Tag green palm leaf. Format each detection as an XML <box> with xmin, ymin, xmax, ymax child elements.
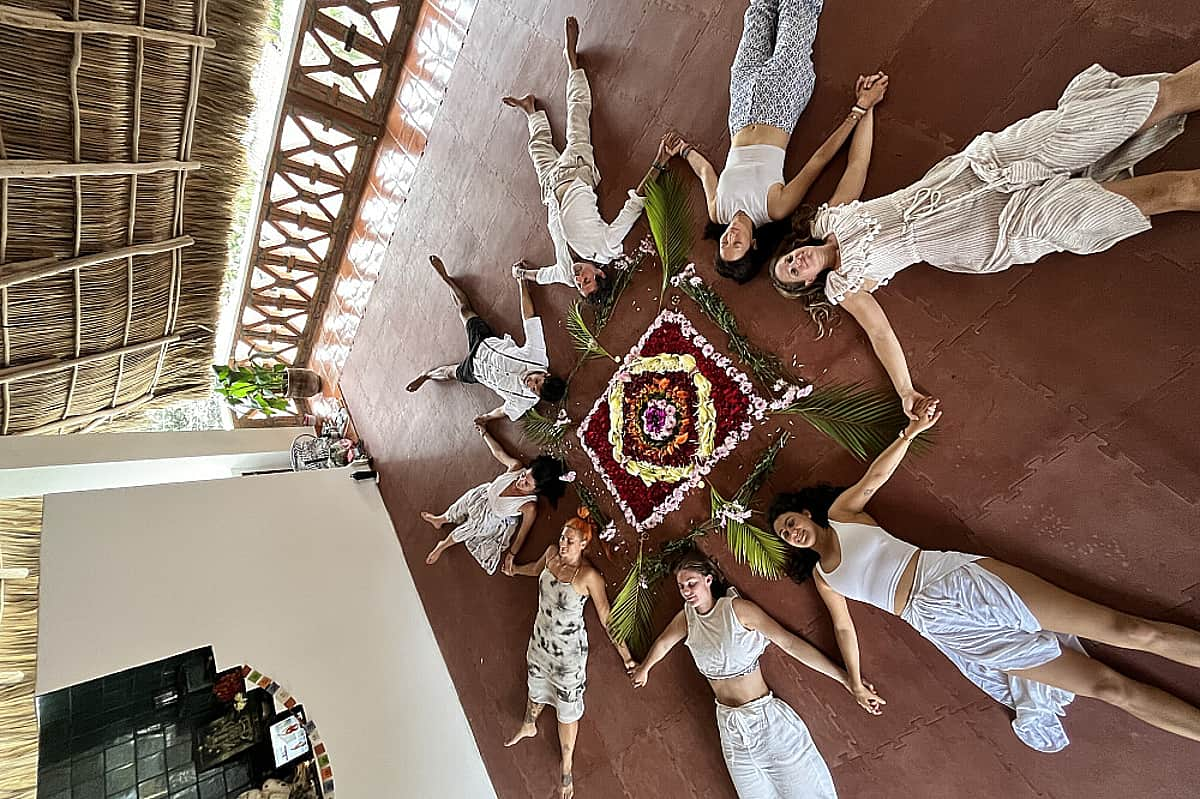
<box><xmin>710</xmin><ymin>487</ymin><xmax>787</xmax><ymax>579</ymax></box>
<box><xmin>566</xmin><ymin>300</ymin><xmax>616</xmax><ymax>362</ymax></box>
<box><xmin>609</xmin><ymin>546</ymin><xmax>659</xmax><ymax>655</ymax></box>
<box><xmin>644</xmin><ymin>172</ymin><xmax>694</xmax><ymax>305</ymax></box>
<box><xmin>592</xmin><ymin>249</ymin><xmax>646</xmax><ymax>332</ymax></box>
<box><xmin>519</xmin><ymin>407</ymin><xmax>568</xmax><ymax>448</ymax></box>
<box><xmin>779</xmin><ymin>382</ymin><xmax>930</xmax><ymax>461</ymax></box>
<box><xmin>734</xmin><ymin>431</ymin><xmax>791</xmax><ymax>506</ymax></box>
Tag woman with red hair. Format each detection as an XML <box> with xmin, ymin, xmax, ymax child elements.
<box><xmin>502</xmin><ymin>510</ymin><xmax>634</xmax><ymax>798</ymax></box>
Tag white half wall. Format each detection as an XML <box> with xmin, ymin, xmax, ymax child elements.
<box><xmin>37</xmin><ymin>470</ymin><xmax>495</xmax><ymax>799</ymax></box>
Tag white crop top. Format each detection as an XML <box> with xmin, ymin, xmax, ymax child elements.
<box><xmin>714</xmin><ymin>144</ymin><xmax>785</xmax><ymax>227</ymax></box>
<box><xmin>684</xmin><ymin>590</ymin><xmax>768</xmax><ymax>680</ymax></box>
<box><xmin>815</xmin><ymin>519</ymin><xmax>919</xmax><ymax>612</ymax></box>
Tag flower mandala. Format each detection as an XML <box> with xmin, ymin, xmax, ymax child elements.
<box><xmin>578</xmin><ymin>310</ymin><xmax>768</xmax><ymax>531</ymax></box>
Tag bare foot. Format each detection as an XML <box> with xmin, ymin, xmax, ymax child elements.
<box><xmin>564</xmin><ymin>16</ymin><xmax>580</xmax><ymax>70</ymax></box>
<box><xmin>428</xmin><ymin>254</ymin><xmax>449</xmax><ymax>277</ymax></box>
<box><xmin>502</xmin><ymin>94</ymin><xmax>536</xmax><ymax>114</ymax></box>
<box><xmin>425</xmin><ymin>544</ymin><xmax>447</xmax><ymax>566</ymax></box>
<box><xmin>420</xmin><ymin>511</ymin><xmax>445</xmax><ymax>530</ymax></box>
<box><xmin>406</xmin><ymin>374</ymin><xmax>429</xmax><ymax>392</ymax></box>
<box><xmin>560</xmin><ymin>774</ymin><xmax>574</xmax><ymax>799</ymax></box>
<box><xmin>504</xmin><ymin>723</ymin><xmax>537</xmax><ymax>747</ymax></box>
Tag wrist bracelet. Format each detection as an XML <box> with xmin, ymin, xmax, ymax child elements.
<box><xmin>681</xmin><ymin>145</ymin><xmax>694</xmax><ymax>159</ymax></box>
<box><xmin>852</xmin><ymin>104</ymin><xmax>869</xmax><ymax>115</ymax></box>
<box><xmin>897</xmin><ymin>428</ymin><xmax>908</xmax><ymax>440</ymax></box>
<box><xmin>651</xmin><ymin>162</ymin><xmax>667</xmax><ymax>172</ymax></box>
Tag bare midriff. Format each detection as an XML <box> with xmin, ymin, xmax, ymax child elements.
<box><xmin>708</xmin><ymin>667</ymin><xmax>771</xmax><ymax>707</ymax></box>
<box><xmin>731</xmin><ymin>123</ymin><xmax>790</xmax><ymax>149</ymax></box>
<box><xmin>890</xmin><ymin>550</ymin><xmax>922</xmax><ymax>616</ymax></box>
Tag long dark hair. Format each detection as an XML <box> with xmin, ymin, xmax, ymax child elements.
<box><xmin>704</xmin><ymin>219</ymin><xmax>791</xmax><ymax>284</ymax></box>
<box><xmin>767</xmin><ymin>485</ymin><xmax>845</xmax><ymax>584</ymax></box>
<box><xmin>668</xmin><ymin>546</ymin><xmax>731</xmax><ymax>599</ymax></box>
<box><xmin>528</xmin><ymin>455</ymin><xmax>568</xmax><ymax>507</ymax></box>
<box><xmin>767</xmin><ymin>206</ymin><xmax>838</xmax><ymax>338</ymax></box>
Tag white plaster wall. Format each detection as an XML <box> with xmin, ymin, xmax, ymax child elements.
<box><xmin>37</xmin><ymin>470</ymin><xmax>495</xmax><ymax>799</ymax></box>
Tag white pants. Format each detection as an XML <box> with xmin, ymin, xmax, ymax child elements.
<box><xmin>526</xmin><ymin>68</ymin><xmax>598</xmax><ymax>200</ymax></box>
<box><xmin>715</xmin><ymin>694</ymin><xmax>837</xmax><ymax>799</ymax></box>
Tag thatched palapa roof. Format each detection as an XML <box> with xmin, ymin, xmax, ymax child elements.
<box><xmin>0</xmin><ymin>0</ymin><xmax>271</xmax><ymax>436</ymax></box>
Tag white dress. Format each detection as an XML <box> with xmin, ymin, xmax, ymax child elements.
<box><xmin>444</xmin><ymin>469</ymin><xmax>535</xmax><ymax>574</ymax></box>
<box><xmin>813</xmin><ymin>64</ymin><xmax>1187</xmax><ymax>303</ymax></box>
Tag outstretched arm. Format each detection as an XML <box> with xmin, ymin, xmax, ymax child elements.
<box><xmin>517</xmin><ymin>275</ymin><xmax>537</xmax><ymax>321</ymax></box>
<box><xmin>838</xmin><ymin>290</ymin><xmax>928</xmax><ymax>420</ymax></box>
<box><xmin>813</xmin><ymin>576</ymin><xmax>885</xmax><ymax>714</ymax></box>
<box><xmin>733</xmin><ymin>598</ymin><xmax>852</xmax><ymax>690</ymax></box>
<box><xmin>827</xmin><ymin>106</ymin><xmax>876</xmax><ymax>207</ymax></box>
<box><xmin>629</xmin><ymin>609</ymin><xmax>688</xmax><ymax>688</ymax></box>
<box><xmin>503</xmin><ymin>503</ymin><xmax>539</xmax><ymax>574</ymax></box>
<box><xmin>505</xmin><ymin>544</ymin><xmax>552</xmax><ymax>578</ymax></box>
<box><xmin>474</xmin><ymin>406</ymin><xmax>507</xmax><ymax>427</ymax></box>
<box><xmin>585</xmin><ymin>570</ymin><xmax>636</xmax><ymax>667</ymax></box>
<box><xmin>774</xmin><ymin>73</ymin><xmax>888</xmax><ymax>217</ymax></box>
<box><xmin>665</xmin><ymin>131</ymin><xmax>720</xmax><ymax>222</ymax></box>
<box><xmin>830</xmin><ymin>394</ymin><xmax>941</xmax><ymax>518</ymax></box>
<box><xmin>475</xmin><ymin>422</ymin><xmax>522</xmax><ymax>470</ymax></box>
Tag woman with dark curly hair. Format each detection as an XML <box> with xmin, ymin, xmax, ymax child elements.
<box><xmin>629</xmin><ymin>548</ymin><xmax>877</xmax><ymax>798</ymax></box>
<box><xmin>420</xmin><ymin>421</ymin><xmax>567</xmax><ymax>574</ymax></box>
<box><xmin>503</xmin><ymin>509</ymin><xmax>634</xmax><ymax>799</ymax></box>
<box><xmin>665</xmin><ymin>0</ymin><xmax>889</xmax><ymax>284</ymax></box>
<box><xmin>769</xmin><ymin>397</ymin><xmax>1200</xmax><ymax>752</ymax></box>
<box><xmin>769</xmin><ymin>60</ymin><xmax>1200</xmax><ymax>419</ymax></box>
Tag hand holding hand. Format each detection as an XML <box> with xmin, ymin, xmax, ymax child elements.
<box><xmin>501</xmin><ymin>552</ymin><xmax>516</xmax><ymax>576</ymax></box>
<box><xmin>855</xmin><ymin>72</ymin><xmax>889</xmax><ymax>109</ymax></box>
<box><xmin>904</xmin><ymin>396</ymin><xmax>942</xmax><ymax>436</ymax></box>
<box><xmin>654</xmin><ymin>135</ymin><xmax>670</xmax><ymax>165</ymax></box>
<box><xmin>629</xmin><ymin>663</ymin><xmax>649</xmax><ymax>688</ymax></box>
<box><xmin>849</xmin><ymin>680</ymin><xmax>886</xmax><ymax>715</ymax></box>
<box><xmin>663</xmin><ymin>130</ymin><xmax>689</xmax><ymax>157</ymax></box>
<box><xmin>900</xmin><ymin>389</ymin><xmax>931</xmax><ymax>421</ymax></box>
<box><xmin>473</xmin><ymin>414</ymin><xmax>492</xmax><ymax>427</ymax></box>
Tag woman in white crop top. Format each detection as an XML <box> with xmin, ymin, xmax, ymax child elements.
<box><xmin>630</xmin><ymin>550</ymin><xmax>871</xmax><ymax>798</ymax></box>
<box><xmin>768</xmin><ymin>61</ymin><xmax>1200</xmax><ymax>420</ymax></box>
<box><xmin>769</xmin><ymin>397</ymin><xmax>1200</xmax><ymax>753</ymax></box>
<box><xmin>662</xmin><ymin>0</ymin><xmax>891</xmax><ymax>283</ymax></box>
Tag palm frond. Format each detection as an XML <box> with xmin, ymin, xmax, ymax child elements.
<box><xmin>679</xmin><ymin>277</ymin><xmax>794</xmax><ymax>390</ymax></box>
<box><xmin>779</xmin><ymin>382</ymin><xmax>931</xmax><ymax>461</ymax></box>
<box><xmin>609</xmin><ymin>545</ymin><xmax>659</xmax><ymax>655</ymax></box>
<box><xmin>710</xmin><ymin>487</ymin><xmax>787</xmax><ymax>579</ymax></box>
<box><xmin>520</xmin><ymin>407</ymin><xmax>568</xmax><ymax>448</ymax></box>
<box><xmin>734</xmin><ymin>431</ymin><xmax>791</xmax><ymax>506</ymax></box>
<box><xmin>574</xmin><ymin>481</ymin><xmax>611</xmax><ymax>529</ymax></box>
<box><xmin>593</xmin><ymin>248</ymin><xmax>647</xmax><ymax>332</ymax></box>
<box><xmin>566</xmin><ymin>301</ymin><xmax>616</xmax><ymax>362</ymax></box>
<box><xmin>644</xmin><ymin>172</ymin><xmax>695</xmax><ymax>304</ymax></box>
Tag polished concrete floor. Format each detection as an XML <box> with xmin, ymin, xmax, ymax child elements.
<box><xmin>340</xmin><ymin>1</ymin><xmax>1200</xmax><ymax>796</ymax></box>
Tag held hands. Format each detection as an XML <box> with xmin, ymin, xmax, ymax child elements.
<box><xmin>903</xmin><ymin>395</ymin><xmax>942</xmax><ymax>435</ymax></box>
<box><xmin>511</xmin><ymin>260</ymin><xmax>533</xmax><ymax>281</ymax></box>
<box><xmin>501</xmin><ymin>552</ymin><xmax>516</xmax><ymax>576</ymax></box>
<box><xmin>848</xmin><ymin>679</ymin><xmax>886</xmax><ymax>715</ymax></box>
<box><xmin>628</xmin><ymin>662</ymin><xmax>650</xmax><ymax>688</ymax></box>
<box><xmin>854</xmin><ymin>72</ymin><xmax>889</xmax><ymax>109</ymax></box>
<box><xmin>663</xmin><ymin>130</ymin><xmax>689</xmax><ymax>158</ymax></box>
<box><xmin>654</xmin><ymin>134</ymin><xmax>670</xmax><ymax>165</ymax></box>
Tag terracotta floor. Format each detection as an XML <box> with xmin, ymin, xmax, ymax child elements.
<box><xmin>340</xmin><ymin>1</ymin><xmax>1200</xmax><ymax>797</ymax></box>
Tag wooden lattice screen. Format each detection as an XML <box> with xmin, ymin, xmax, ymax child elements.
<box><xmin>0</xmin><ymin>0</ymin><xmax>268</xmax><ymax>436</ymax></box>
<box><xmin>229</xmin><ymin>0</ymin><xmax>418</xmax><ymax>427</ymax></box>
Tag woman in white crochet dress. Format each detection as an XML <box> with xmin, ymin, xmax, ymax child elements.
<box><xmin>768</xmin><ymin>61</ymin><xmax>1200</xmax><ymax>419</ymax></box>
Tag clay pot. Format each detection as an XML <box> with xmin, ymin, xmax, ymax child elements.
<box><xmin>284</xmin><ymin>368</ymin><xmax>322</xmax><ymax>398</ymax></box>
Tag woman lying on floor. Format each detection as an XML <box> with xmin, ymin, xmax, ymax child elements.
<box><xmin>769</xmin><ymin>397</ymin><xmax>1200</xmax><ymax>752</ymax></box>
<box><xmin>667</xmin><ymin>0</ymin><xmax>890</xmax><ymax>282</ymax></box>
<box><xmin>503</xmin><ymin>510</ymin><xmax>634</xmax><ymax>799</ymax></box>
<box><xmin>419</xmin><ymin>421</ymin><xmax>566</xmax><ymax>574</ymax></box>
<box><xmin>630</xmin><ymin>549</ymin><xmax>882</xmax><ymax>798</ymax></box>
<box><xmin>769</xmin><ymin>60</ymin><xmax>1200</xmax><ymax>419</ymax></box>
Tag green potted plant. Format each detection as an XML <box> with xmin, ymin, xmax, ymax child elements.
<box><xmin>212</xmin><ymin>362</ymin><xmax>322</xmax><ymax>416</ymax></box>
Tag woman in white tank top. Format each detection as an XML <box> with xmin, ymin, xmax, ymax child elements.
<box><xmin>769</xmin><ymin>397</ymin><xmax>1200</xmax><ymax>752</ymax></box>
<box><xmin>629</xmin><ymin>550</ymin><xmax>878</xmax><ymax>799</ymax></box>
<box><xmin>661</xmin><ymin>0</ymin><xmax>890</xmax><ymax>283</ymax></box>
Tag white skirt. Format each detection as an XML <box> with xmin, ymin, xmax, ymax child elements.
<box><xmin>901</xmin><ymin>552</ymin><xmax>1087</xmax><ymax>752</ymax></box>
<box><xmin>715</xmin><ymin>693</ymin><xmax>837</xmax><ymax>799</ymax></box>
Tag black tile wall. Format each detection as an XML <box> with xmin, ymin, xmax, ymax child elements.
<box><xmin>37</xmin><ymin>648</ymin><xmax>255</xmax><ymax>799</ymax></box>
